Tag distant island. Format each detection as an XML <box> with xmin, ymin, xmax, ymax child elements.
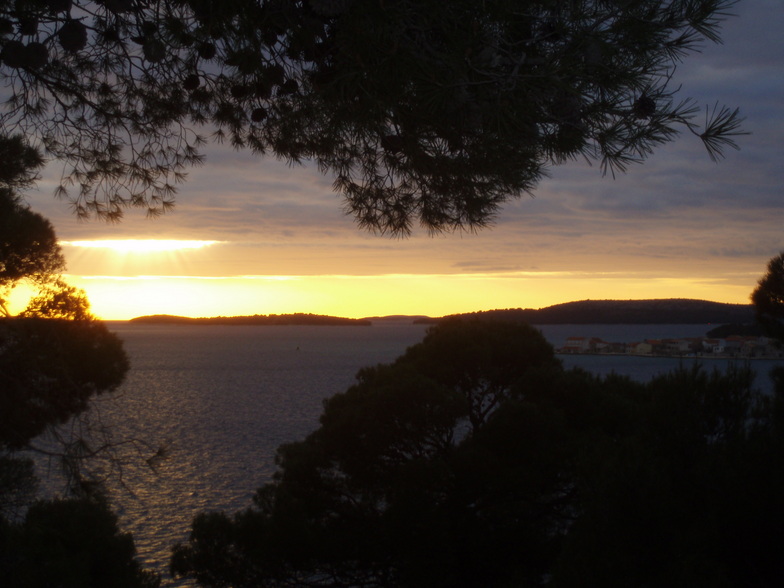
<box><xmin>419</xmin><ymin>299</ymin><xmax>756</xmax><ymax>326</ymax></box>
<box><xmin>129</xmin><ymin>299</ymin><xmax>759</xmax><ymax>331</ymax></box>
<box><xmin>129</xmin><ymin>313</ymin><xmax>372</xmax><ymax>326</ymax></box>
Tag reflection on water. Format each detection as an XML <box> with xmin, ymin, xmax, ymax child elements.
<box><xmin>43</xmin><ymin>323</ymin><xmax>430</xmax><ymax>586</ymax></box>
<box><xmin>32</xmin><ymin>322</ymin><xmax>780</xmax><ymax>586</ymax></box>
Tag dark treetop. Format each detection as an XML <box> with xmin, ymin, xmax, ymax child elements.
<box><xmin>0</xmin><ymin>0</ymin><xmax>745</xmax><ymax>234</ymax></box>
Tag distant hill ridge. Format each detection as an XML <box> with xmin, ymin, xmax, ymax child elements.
<box><xmin>434</xmin><ymin>299</ymin><xmax>755</xmax><ymax>325</ymax></box>
<box><xmin>129</xmin><ymin>313</ymin><xmax>371</xmax><ymax>326</ymax></box>
<box><xmin>130</xmin><ymin>300</ymin><xmax>755</xmax><ymax>327</ymax></box>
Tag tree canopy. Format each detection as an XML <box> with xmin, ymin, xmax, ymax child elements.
<box><xmin>0</xmin><ymin>133</ymin><xmax>154</xmax><ymax>586</ymax></box>
<box><xmin>0</xmin><ymin>142</ymin><xmax>64</xmax><ymax>316</ymax></box>
<box><xmin>751</xmin><ymin>251</ymin><xmax>784</xmax><ymax>344</ymax></box>
<box><xmin>0</xmin><ymin>315</ymin><xmax>129</xmax><ymax>449</ymax></box>
<box><xmin>0</xmin><ymin>136</ymin><xmax>129</xmax><ymax>451</ymax></box>
<box><xmin>751</xmin><ymin>252</ymin><xmax>784</xmax><ymax>435</ymax></box>
<box><xmin>171</xmin><ymin>317</ymin><xmax>784</xmax><ymax>587</ymax></box>
<box><xmin>0</xmin><ymin>496</ymin><xmax>160</xmax><ymax>587</ymax></box>
<box><xmin>0</xmin><ymin>0</ymin><xmax>745</xmax><ymax>234</ymax></box>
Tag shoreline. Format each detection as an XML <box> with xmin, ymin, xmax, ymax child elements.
<box><xmin>557</xmin><ymin>352</ymin><xmax>782</xmax><ymax>361</ymax></box>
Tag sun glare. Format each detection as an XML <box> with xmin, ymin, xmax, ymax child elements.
<box><xmin>62</xmin><ymin>240</ymin><xmax>221</xmax><ymax>253</ymax></box>
<box><xmin>60</xmin><ymin>270</ymin><xmax>757</xmax><ymax>322</ymax></box>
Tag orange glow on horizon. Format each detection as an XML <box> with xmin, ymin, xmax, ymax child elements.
<box><xmin>5</xmin><ymin>244</ymin><xmax>757</xmax><ymax>320</ymax></box>
<box><xmin>52</xmin><ymin>273</ymin><xmax>755</xmax><ymax>321</ymax></box>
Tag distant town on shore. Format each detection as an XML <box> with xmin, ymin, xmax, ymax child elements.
<box><xmin>441</xmin><ymin>300</ymin><xmax>779</xmax><ymax>359</ymax></box>
<box><xmin>557</xmin><ymin>334</ymin><xmax>781</xmax><ymax>360</ymax></box>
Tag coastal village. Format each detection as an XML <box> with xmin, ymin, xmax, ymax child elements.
<box><xmin>558</xmin><ymin>335</ymin><xmax>784</xmax><ymax>359</ymax></box>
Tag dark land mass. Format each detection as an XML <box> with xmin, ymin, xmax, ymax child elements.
<box><xmin>415</xmin><ymin>299</ymin><xmax>756</xmax><ymax>326</ymax></box>
<box><xmin>129</xmin><ymin>313</ymin><xmax>372</xmax><ymax>326</ymax></box>
<box><xmin>361</xmin><ymin>315</ymin><xmax>431</xmax><ymax>323</ymax></box>
<box><xmin>130</xmin><ymin>300</ymin><xmax>758</xmax><ymax>331</ymax></box>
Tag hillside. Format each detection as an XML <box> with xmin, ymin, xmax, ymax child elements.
<box><xmin>419</xmin><ymin>299</ymin><xmax>755</xmax><ymax>325</ymax></box>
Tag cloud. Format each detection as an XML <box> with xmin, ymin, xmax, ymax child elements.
<box><xmin>14</xmin><ymin>3</ymin><xmax>782</xmax><ymax>315</ymax></box>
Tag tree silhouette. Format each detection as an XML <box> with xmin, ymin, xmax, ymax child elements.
<box><xmin>751</xmin><ymin>251</ymin><xmax>784</xmax><ymax>440</ymax></box>
<box><xmin>20</xmin><ymin>277</ymin><xmax>93</xmax><ymax>320</ymax></box>
<box><xmin>172</xmin><ymin>317</ymin><xmax>565</xmax><ymax>586</ymax></box>
<box><xmin>0</xmin><ymin>497</ymin><xmax>160</xmax><ymax>587</ymax></box>
<box><xmin>0</xmin><ymin>181</ymin><xmax>64</xmax><ymax>317</ymax></box>
<box><xmin>172</xmin><ymin>318</ymin><xmax>784</xmax><ymax>587</ymax></box>
<box><xmin>1</xmin><ymin>136</ymin><xmax>155</xmax><ymax>587</ymax></box>
<box><xmin>751</xmin><ymin>251</ymin><xmax>784</xmax><ymax>344</ymax></box>
<box><xmin>1</xmin><ymin>136</ymin><xmax>128</xmax><ymax>450</ymax></box>
<box><xmin>0</xmin><ymin>315</ymin><xmax>129</xmax><ymax>450</ymax></box>
<box><xmin>0</xmin><ymin>0</ymin><xmax>745</xmax><ymax>233</ymax></box>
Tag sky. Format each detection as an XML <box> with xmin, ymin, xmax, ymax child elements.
<box><xmin>12</xmin><ymin>2</ymin><xmax>784</xmax><ymax>320</ymax></box>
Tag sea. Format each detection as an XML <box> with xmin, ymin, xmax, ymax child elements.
<box><xmin>30</xmin><ymin>321</ymin><xmax>782</xmax><ymax>586</ymax></box>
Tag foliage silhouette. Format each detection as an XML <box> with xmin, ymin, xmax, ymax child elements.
<box><xmin>0</xmin><ymin>187</ymin><xmax>64</xmax><ymax>317</ymax></box>
<box><xmin>751</xmin><ymin>251</ymin><xmax>784</xmax><ymax>439</ymax></box>
<box><xmin>0</xmin><ymin>316</ymin><xmax>129</xmax><ymax>450</ymax></box>
<box><xmin>751</xmin><ymin>251</ymin><xmax>784</xmax><ymax>344</ymax></box>
<box><xmin>1</xmin><ymin>135</ymin><xmax>156</xmax><ymax>586</ymax></box>
<box><xmin>0</xmin><ymin>496</ymin><xmax>160</xmax><ymax>588</ymax></box>
<box><xmin>172</xmin><ymin>317</ymin><xmax>784</xmax><ymax>587</ymax></box>
<box><xmin>0</xmin><ymin>455</ymin><xmax>37</xmax><ymax>521</ymax></box>
<box><xmin>0</xmin><ymin>0</ymin><xmax>746</xmax><ymax>233</ymax></box>
<box><xmin>1</xmin><ymin>136</ymin><xmax>129</xmax><ymax>450</ymax></box>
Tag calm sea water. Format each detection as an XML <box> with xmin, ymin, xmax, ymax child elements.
<box><xmin>33</xmin><ymin>322</ymin><xmax>781</xmax><ymax>586</ymax></box>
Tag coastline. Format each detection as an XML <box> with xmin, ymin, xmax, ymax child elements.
<box><xmin>557</xmin><ymin>351</ymin><xmax>781</xmax><ymax>361</ymax></box>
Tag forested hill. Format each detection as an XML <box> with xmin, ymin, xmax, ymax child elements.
<box><xmin>429</xmin><ymin>299</ymin><xmax>755</xmax><ymax>325</ymax></box>
<box><xmin>129</xmin><ymin>314</ymin><xmax>371</xmax><ymax>326</ymax></box>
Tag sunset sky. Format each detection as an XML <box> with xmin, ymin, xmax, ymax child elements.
<box><xmin>13</xmin><ymin>2</ymin><xmax>784</xmax><ymax>320</ymax></box>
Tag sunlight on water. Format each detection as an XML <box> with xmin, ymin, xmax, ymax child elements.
<box><xmin>64</xmin><ymin>323</ymin><xmax>428</xmax><ymax>586</ymax></box>
<box><xmin>32</xmin><ymin>322</ymin><xmax>779</xmax><ymax>586</ymax></box>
